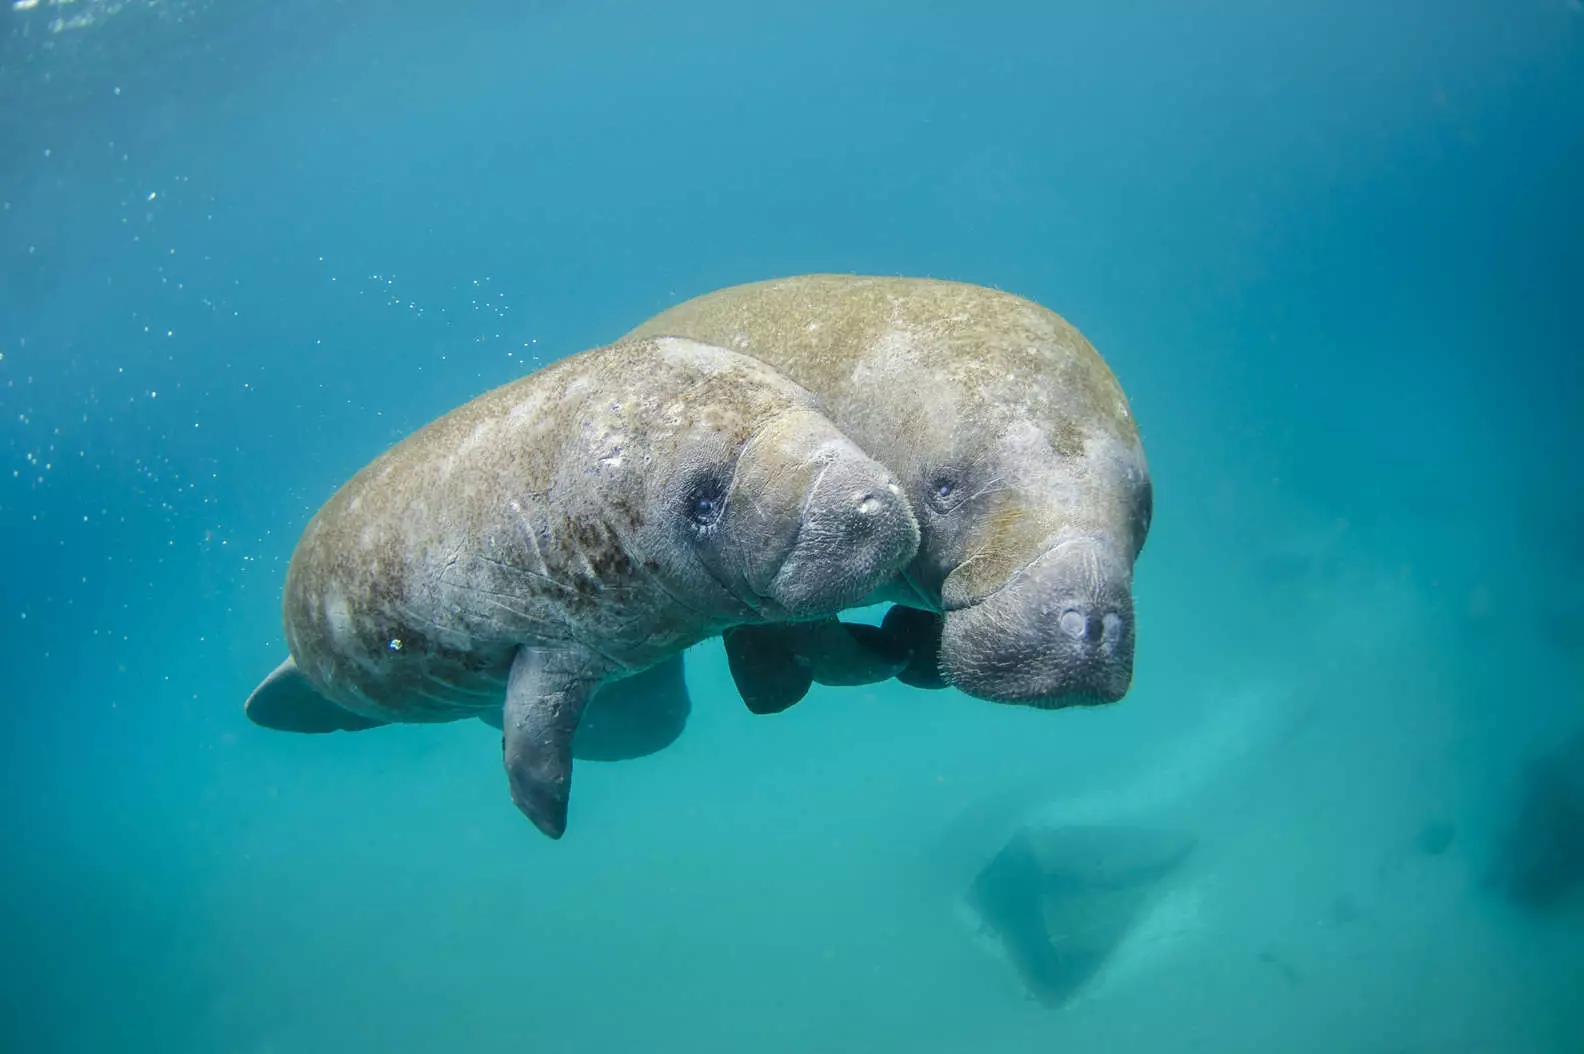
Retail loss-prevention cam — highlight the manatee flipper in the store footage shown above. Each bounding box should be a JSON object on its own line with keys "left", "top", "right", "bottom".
{"left": 571, "top": 656, "right": 693, "bottom": 762}
{"left": 797, "top": 619, "right": 909, "bottom": 685}
{"left": 244, "top": 657, "right": 389, "bottom": 733}
{"left": 477, "top": 657, "right": 694, "bottom": 760}
{"left": 501, "top": 645, "right": 605, "bottom": 839}
{"left": 880, "top": 605, "right": 948, "bottom": 690}
{"left": 724, "top": 624, "right": 813, "bottom": 715}
{"left": 725, "top": 609, "right": 943, "bottom": 715}
{"left": 725, "top": 617, "right": 920, "bottom": 715}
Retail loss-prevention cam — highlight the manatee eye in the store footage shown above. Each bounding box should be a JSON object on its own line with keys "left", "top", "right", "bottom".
{"left": 925, "top": 469, "right": 967, "bottom": 514}
{"left": 686, "top": 477, "right": 727, "bottom": 529}
{"left": 691, "top": 493, "right": 722, "bottom": 524}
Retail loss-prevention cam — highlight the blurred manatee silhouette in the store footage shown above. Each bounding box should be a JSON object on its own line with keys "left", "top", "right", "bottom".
{"left": 1486, "top": 728, "right": 1584, "bottom": 911}
{"left": 966, "top": 824, "right": 1196, "bottom": 1007}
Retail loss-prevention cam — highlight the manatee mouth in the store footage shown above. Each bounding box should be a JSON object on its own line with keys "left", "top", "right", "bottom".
{"left": 937, "top": 537, "right": 1136, "bottom": 708}
{"left": 765, "top": 464, "right": 919, "bottom": 619}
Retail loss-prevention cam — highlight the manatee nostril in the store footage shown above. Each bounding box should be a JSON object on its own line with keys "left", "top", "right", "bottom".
{"left": 1058, "top": 608, "right": 1122, "bottom": 644}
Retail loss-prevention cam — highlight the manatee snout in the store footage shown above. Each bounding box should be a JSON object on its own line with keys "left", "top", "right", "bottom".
{"left": 939, "top": 535, "right": 1136, "bottom": 707}
{"left": 770, "top": 451, "right": 919, "bottom": 618}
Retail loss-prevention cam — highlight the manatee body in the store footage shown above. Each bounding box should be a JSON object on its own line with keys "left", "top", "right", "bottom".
{"left": 622, "top": 275, "right": 1152, "bottom": 711}
{"left": 242, "top": 336, "right": 920, "bottom": 838}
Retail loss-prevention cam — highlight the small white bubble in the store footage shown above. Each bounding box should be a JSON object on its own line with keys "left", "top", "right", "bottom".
{"left": 147, "top": 191, "right": 157, "bottom": 201}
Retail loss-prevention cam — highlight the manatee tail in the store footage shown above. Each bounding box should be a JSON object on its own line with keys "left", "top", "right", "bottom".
{"left": 244, "top": 657, "right": 389, "bottom": 734}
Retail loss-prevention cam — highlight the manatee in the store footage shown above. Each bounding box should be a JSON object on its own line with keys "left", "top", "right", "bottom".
{"left": 241, "top": 336, "right": 920, "bottom": 838}
{"left": 967, "top": 824, "right": 1196, "bottom": 1007}
{"left": 619, "top": 274, "right": 1152, "bottom": 712}
{"left": 1486, "top": 727, "right": 1584, "bottom": 910}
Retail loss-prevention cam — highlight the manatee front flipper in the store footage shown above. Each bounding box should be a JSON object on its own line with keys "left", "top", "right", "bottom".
{"left": 501, "top": 645, "right": 608, "bottom": 839}
{"left": 724, "top": 624, "right": 814, "bottom": 715}
{"left": 724, "top": 609, "right": 946, "bottom": 715}
{"left": 803, "top": 619, "right": 911, "bottom": 684}
{"left": 244, "top": 657, "right": 389, "bottom": 734}
{"left": 479, "top": 656, "right": 694, "bottom": 762}
{"left": 880, "top": 606, "right": 948, "bottom": 690}
{"left": 724, "top": 618, "right": 912, "bottom": 715}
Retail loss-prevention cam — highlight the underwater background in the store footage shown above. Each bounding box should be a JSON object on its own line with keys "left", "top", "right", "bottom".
{"left": 2, "top": 1, "right": 1581, "bottom": 1051}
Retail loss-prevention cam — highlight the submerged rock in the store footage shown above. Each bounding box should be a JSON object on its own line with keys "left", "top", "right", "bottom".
{"left": 966, "top": 824, "right": 1196, "bottom": 1008}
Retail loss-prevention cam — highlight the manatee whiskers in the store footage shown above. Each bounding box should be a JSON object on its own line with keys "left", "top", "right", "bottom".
{"left": 964, "top": 474, "right": 1010, "bottom": 505}
{"left": 948, "top": 544, "right": 1022, "bottom": 600}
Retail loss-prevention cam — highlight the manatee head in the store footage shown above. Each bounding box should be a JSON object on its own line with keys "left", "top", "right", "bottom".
{"left": 891, "top": 315, "right": 1152, "bottom": 708}
{"left": 617, "top": 339, "right": 920, "bottom": 624}
{"left": 724, "top": 407, "right": 921, "bottom": 618}
{"left": 928, "top": 474, "right": 1150, "bottom": 707}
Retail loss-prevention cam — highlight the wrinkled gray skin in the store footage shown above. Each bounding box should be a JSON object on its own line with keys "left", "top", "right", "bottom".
{"left": 242, "top": 336, "right": 920, "bottom": 839}
{"left": 622, "top": 275, "right": 1152, "bottom": 709}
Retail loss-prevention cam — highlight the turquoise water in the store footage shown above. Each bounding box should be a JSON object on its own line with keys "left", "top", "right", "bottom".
{"left": 3, "top": 2, "right": 1581, "bottom": 1051}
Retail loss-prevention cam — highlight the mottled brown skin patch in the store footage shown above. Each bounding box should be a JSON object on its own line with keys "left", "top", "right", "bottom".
{"left": 625, "top": 276, "right": 1149, "bottom": 593}
{"left": 1053, "top": 420, "right": 1086, "bottom": 459}
{"left": 627, "top": 276, "right": 1140, "bottom": 456}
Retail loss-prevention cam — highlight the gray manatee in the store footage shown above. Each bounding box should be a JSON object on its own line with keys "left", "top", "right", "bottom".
{"left": 241, "top": 336, "right": 920, "bottom": 838}
{"left": 618, "top": 274, "right": 1152, "bottom": 713}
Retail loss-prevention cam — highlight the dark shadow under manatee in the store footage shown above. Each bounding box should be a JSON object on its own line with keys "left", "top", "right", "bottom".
{"left": 967, "top": 824, "right": 1196, "bottom": 1008}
